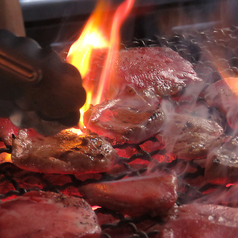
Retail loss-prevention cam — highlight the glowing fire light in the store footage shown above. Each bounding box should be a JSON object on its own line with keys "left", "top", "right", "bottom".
{"left": 223, "top": 76, "right": 238, "bottom": 95}
{"left": 67, "top": 0, "right": 109, "bottom": 78}
{"left": 67, "top": 0, "right": 135, "bottom": 128}
{"left": 212, "top": 58, "right": 238, "bottom": 96}
{"left": 92, "top": 205, "right": 101, "bottom": 210}
{"left": 217, "top": 66, "right": 238, "bottom": 95}
{"left": 226, "top": 183, "right": 235, "bottom": 188}
{"left": 0, "top": 153, "right": 11, "bottom": 163}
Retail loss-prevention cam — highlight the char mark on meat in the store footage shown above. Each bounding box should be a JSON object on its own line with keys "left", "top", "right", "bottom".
{"left": 84, "top": 86, "right": 165, "bottom": 144}
{"left": 11, "top": 129, "right": 116, "bottom": 174}
{"left": 160, "top": 113, "right": 224, "bottom": 160}
{"left": 205, "top": 136, "right": 238, "bottom": 183}
{"left": 204, "top": 79, "right": 238, "bottom": 129}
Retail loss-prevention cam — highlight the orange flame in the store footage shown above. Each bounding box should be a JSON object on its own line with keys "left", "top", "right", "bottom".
{"left": 0, "top": 153, "right": 11, "bottom": 163}
{"left": 67, "top": 0, "right": 135, "bottom": 128}
{"left": 216, "top": 66, "right": 238, "bottom": 95}
{"left": 67, "top": 0, "right": 109, "bottom": 79}
{"left": 223, "top": 76, "right": 238, "bottom": 95}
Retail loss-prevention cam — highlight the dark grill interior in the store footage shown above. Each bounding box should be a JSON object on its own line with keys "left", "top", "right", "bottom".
{"left": 1, "top": 26, "right": 238, "bottom": 237}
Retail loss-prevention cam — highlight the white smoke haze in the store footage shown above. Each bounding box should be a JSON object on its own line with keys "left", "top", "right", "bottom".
{"left": 36, "top": 0, "right": 238, "bottom": 208}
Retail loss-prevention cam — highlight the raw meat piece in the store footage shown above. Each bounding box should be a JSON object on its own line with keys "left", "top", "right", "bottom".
{"left": 161, "top": 203, "right": 238, "bottom": 238}
{"left": 0, "top": 191, "right": 101, "bottom": 238}
{"left": 204, "top": 79, "right": 238, "bottom": 129}
{"left": 11, "top": 129, "right": 116, "bottom": 174}
{"left": 79, "top": 172, "right": 177, "bottom": 217}
{"left": 84, "top": 86, "right": 165, "bottom": 143}
{"left": 205, "top": 136, "right": 238, "bottom": 183}
{"left": 162, "top": 113, "right": 224, "bottom": 160}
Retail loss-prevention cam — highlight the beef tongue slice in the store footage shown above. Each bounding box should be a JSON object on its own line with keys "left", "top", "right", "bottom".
{"left": 85, "top": 47, "right": 203, "bottom": 102}
{"left": 161, "top": 203, "right": 238, "bottom": 238}
{"left": 84, "top": 86, "right": 165, "bottom": 143}
{"left": 11, "top": 128, "right": 116, "bottom": 174}
{"left": 79, "top": 171, "right": 177, "bottom": 217}
{"left": 111, "top": 47, "right": 203, "bottom": 99}
{"left": 161, "top": 113, "right": 224, "bottom": 160}
{"left": 0, "top": 191, "right": 101, "bottom": 238}
{"left": 204, "top": 79, "right": 238, "bottom": 129}
{"left": 205, "top": 136, "right": 238, "bottom": 183}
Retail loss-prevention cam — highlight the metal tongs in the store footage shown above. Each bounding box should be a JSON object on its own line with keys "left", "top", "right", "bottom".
{"left": 0, "top": 30, "right": 86, "bottom": 135}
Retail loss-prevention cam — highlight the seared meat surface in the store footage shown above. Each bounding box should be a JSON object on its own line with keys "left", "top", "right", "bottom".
{"left": 11, "top": 129, "right": 116, "bottom": 174}
{"left": 160, "top": 113, "right": 224, "bottom": 160}
{"left": 205, "top": 136, "right": 238, "bottom": 183}
{"left": 204, "top": 79, "right": 238, "bottom": 129}
{"left": 79, "top": 172, "right": 177, "bottom": 217}
{"left": 85, "top": 47, "right": 203, "bottom": 102}
{"left": 0, "top": 191, "right": 101, "bottom": 238}
{"left": 85, "top": 94, "right": 223, "bottom": 158}
{"left": 110, "top": 47, "right": 203, "bottom": 99}
{"left": 84, "top": 86, "right": 164, "bottom": 143}
{"left": 161, "top": 203, "right": 238, "bottom": 238}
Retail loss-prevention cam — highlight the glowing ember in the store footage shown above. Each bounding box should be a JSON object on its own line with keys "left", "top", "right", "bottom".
{"left": 92, "top": 205, "right": 101, "bottom": 210}
{"left": 226, "top": 183, "right": 235, "bottom": 188}
{"left": 67, "top": 0, "right": 135, "bottom": 128}
{"left": 0, "top": 153, "right": 11, "bottom": 163}
{"left": 65, "top": 128, "right": 82, "bottom": 135}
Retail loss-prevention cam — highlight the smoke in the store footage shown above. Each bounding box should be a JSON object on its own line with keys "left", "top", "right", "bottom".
{"left": 44, "top": 0, "right": 238, "bottom": 207}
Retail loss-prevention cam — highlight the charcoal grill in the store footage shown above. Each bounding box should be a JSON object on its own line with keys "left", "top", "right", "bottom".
{"left": 1, "top": 26, "right": 238, "bottom": 237}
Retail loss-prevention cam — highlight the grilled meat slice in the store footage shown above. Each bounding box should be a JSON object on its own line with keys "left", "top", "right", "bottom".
{"left": 79, "top": 172, "right": 177, "bottom": 217}
{"left": 84, "top": 86, "right": 164, "bottom": 143}
{"left": 161, "top": 204, "right": 238, "bottom": 238}
{"left": 113, "top": 47, "right": 202, "bottom": 95}
{"left": 84, "top": 46, "right": 204, "bottom": 144}
{"left": 84, "top": 86, "right": 223, "bottom": 150}
{"left": 86, "top": 47, "right": 203, "bottom": 101}
{"left": 85, "top": 47, "right": 203, "bottom": 103}
{"left": 162, "top": 113, "right": 224, "bottom": 160}
{"left": 11, "top": 129, "right": 116, "bottom": 174}
{"left": 204, "top": 79, "right": 238, "bottom": 129}
{"left": 0, "top": 191, "right": 101, "bottom": 238}
{"left": 205, "top": 136, "right": 238, "bottom": 183}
